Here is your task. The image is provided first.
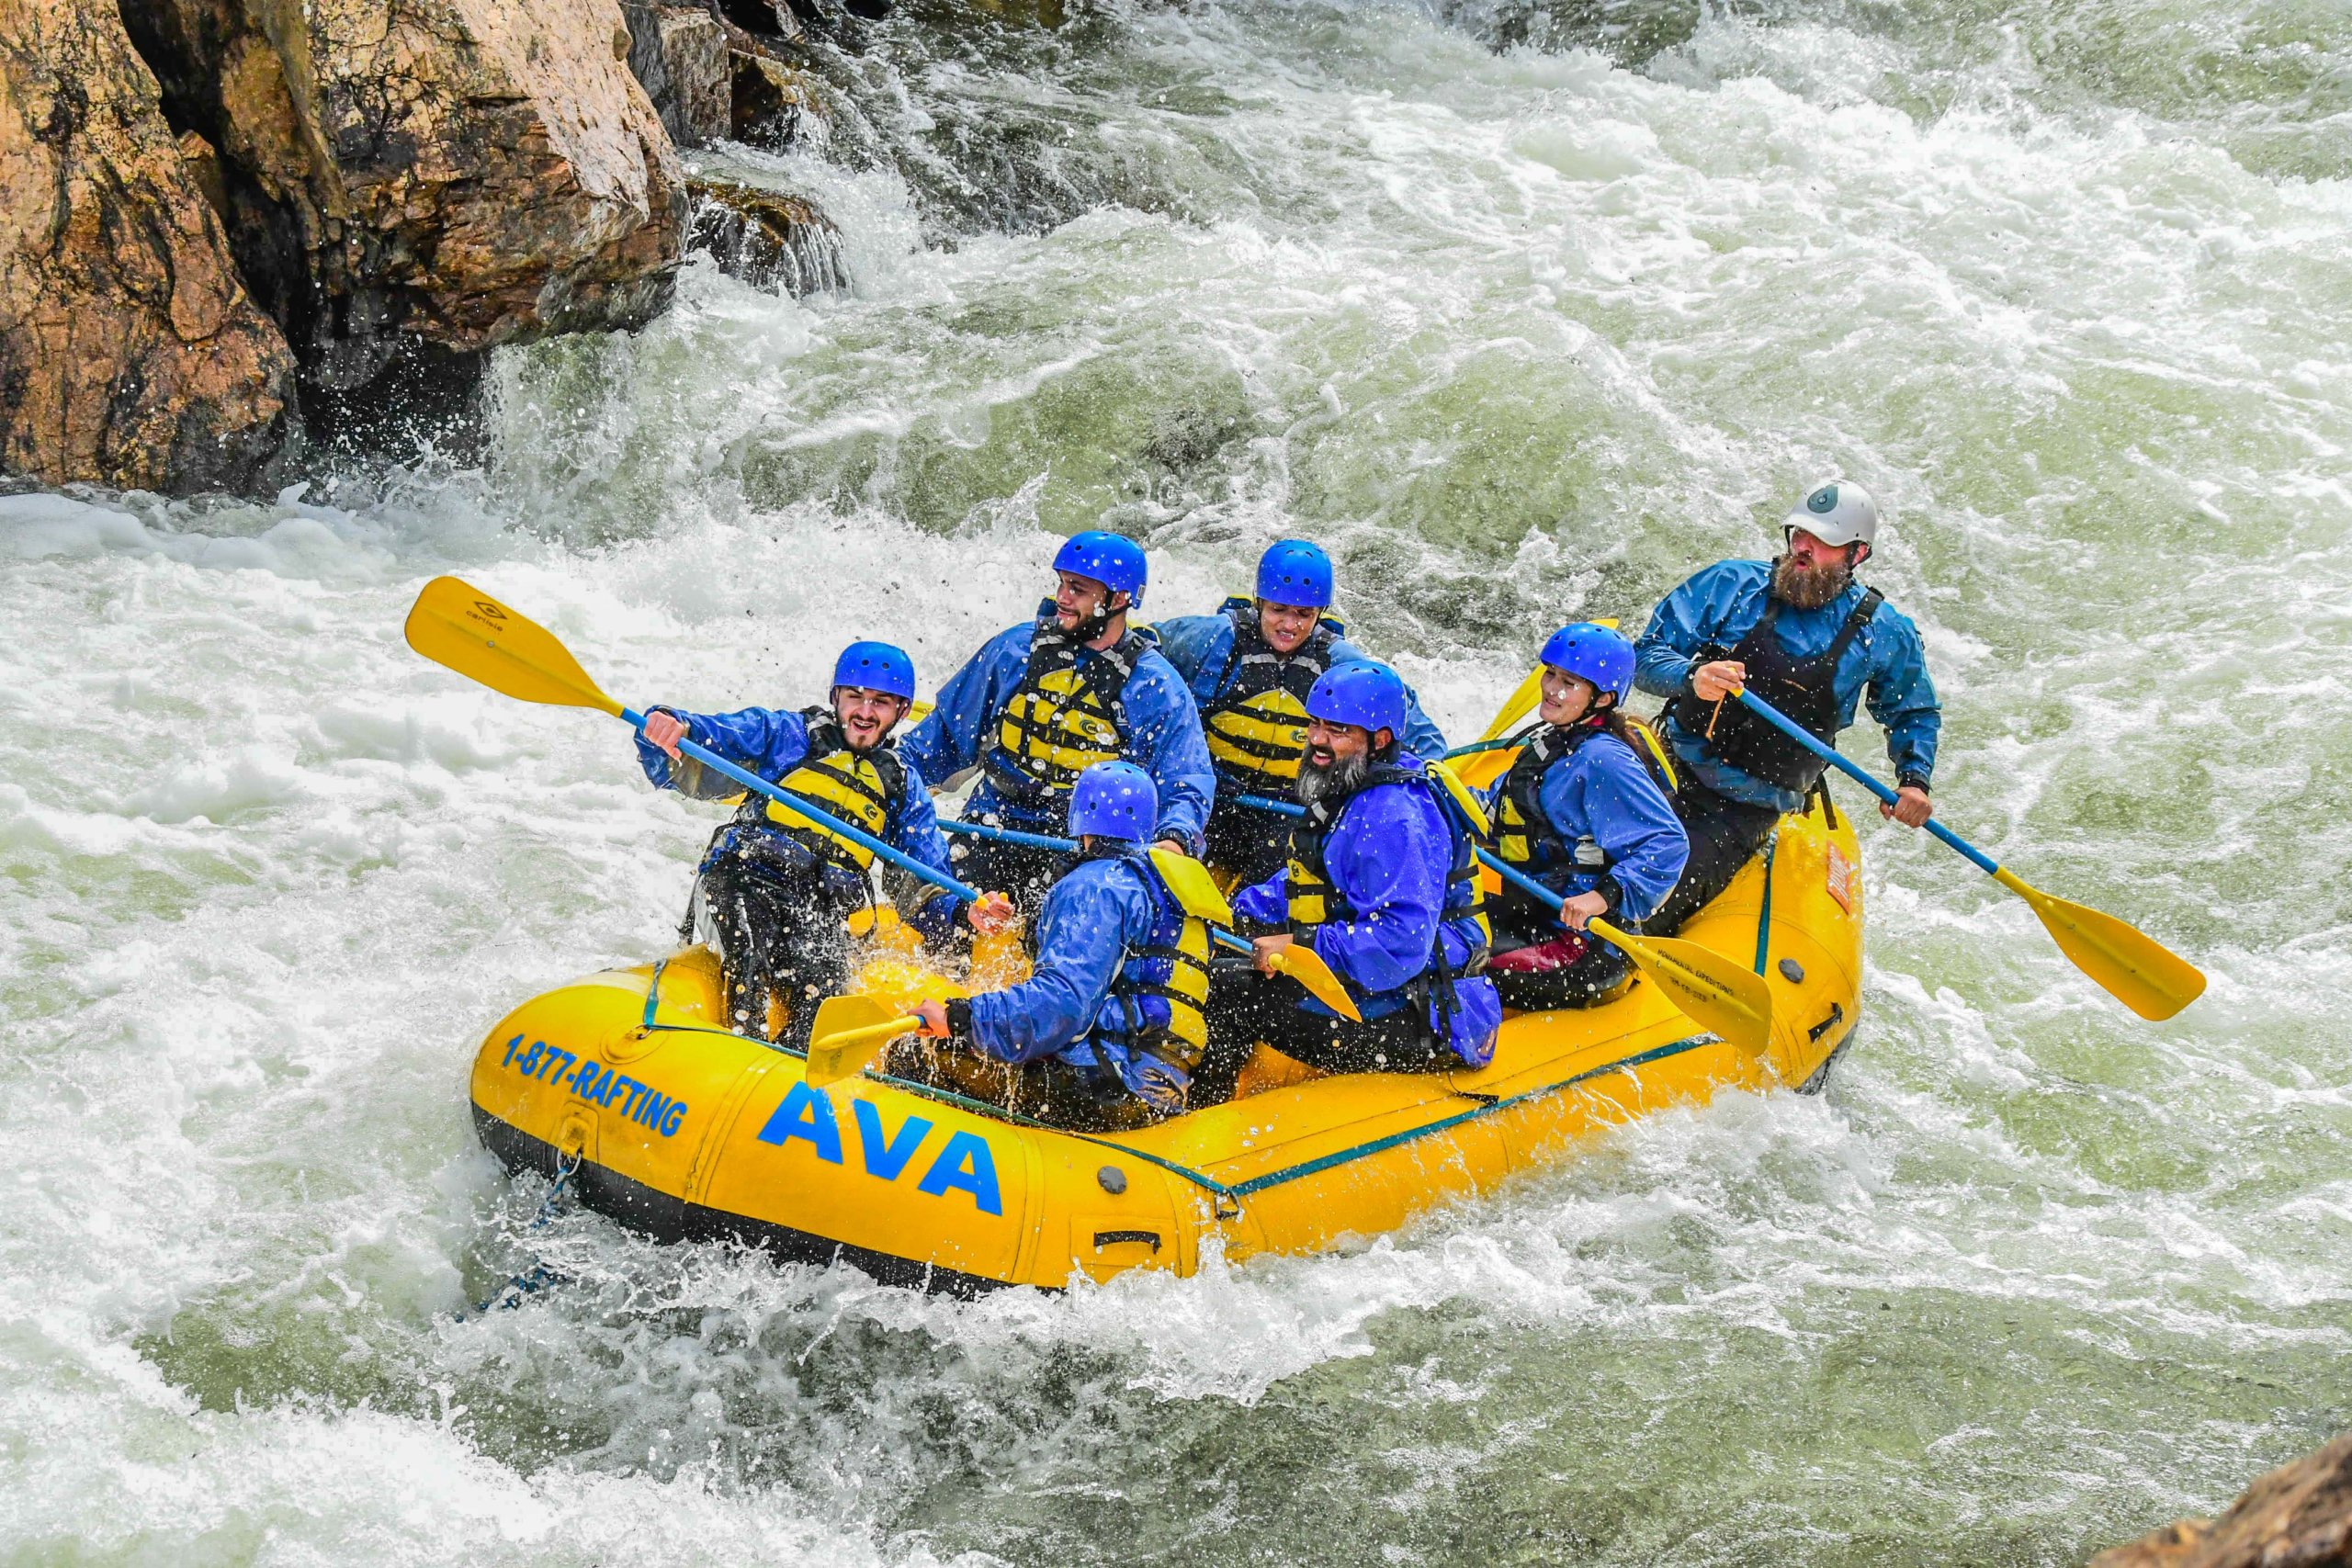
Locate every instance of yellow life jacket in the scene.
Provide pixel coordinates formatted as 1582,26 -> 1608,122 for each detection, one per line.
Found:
745,707 -> 907,876
983,613 -> 1146,806
1285,761 -> 1490,950
1107,852 -> 1215,1061
1200,598 -> 1344,790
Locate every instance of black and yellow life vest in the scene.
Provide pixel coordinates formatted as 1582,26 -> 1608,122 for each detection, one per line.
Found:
982,609 -> 1147,808
739,706 -> 908,877
1493,716 -> 1679,878
1102,852 -> 1214,1065
1200,597 -> 1344,791
1284,761 -> 1492,953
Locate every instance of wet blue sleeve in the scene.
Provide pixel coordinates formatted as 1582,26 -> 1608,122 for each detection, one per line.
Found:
1330,635 -> 1447,757
1551,744 -> 1689,923
965,868 -> 1142,1065
1233,868 -> 1290,927
1126,655 -> 1215,852
1634,562 -> 1754,701
1863,610 -> 1941,786
899,629 -> 1021,787
888,767 -> 967,939
1150,615 -> 1229,702
634,706 -> 809,800
1312,789 -> 1445,996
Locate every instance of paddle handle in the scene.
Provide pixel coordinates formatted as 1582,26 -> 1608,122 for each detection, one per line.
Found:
1729,691 -> 1996,876
624,707 -> 983,904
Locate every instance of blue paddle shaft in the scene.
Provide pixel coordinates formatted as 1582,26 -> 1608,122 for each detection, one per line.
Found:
939,818 -> 1080,853
1730,690 -> 1997,875
624,706 -> 981,903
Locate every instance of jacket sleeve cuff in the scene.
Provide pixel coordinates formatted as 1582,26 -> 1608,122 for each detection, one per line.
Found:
1593,874 -> 1626,915
1896,773 -> 1930,793
944,997 -> 975,1045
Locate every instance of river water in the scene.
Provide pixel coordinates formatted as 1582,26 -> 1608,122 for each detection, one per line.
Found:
6,0 -> 2350,1560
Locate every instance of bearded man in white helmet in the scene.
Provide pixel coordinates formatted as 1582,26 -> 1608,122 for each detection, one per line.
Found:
1632,480 -> 1942,935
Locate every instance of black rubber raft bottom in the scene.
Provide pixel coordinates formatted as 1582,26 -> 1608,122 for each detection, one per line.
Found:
473,1105 -> 1009,1297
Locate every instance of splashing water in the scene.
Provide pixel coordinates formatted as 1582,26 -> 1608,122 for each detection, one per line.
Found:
6,0 -> 2350,1560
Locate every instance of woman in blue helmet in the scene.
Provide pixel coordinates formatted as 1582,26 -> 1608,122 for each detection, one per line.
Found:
899,530 -> 1216,913
1482,624 -> 1690,1010
1154,538 -> 1449,886
1204,661 -> 1500,1086
902,761 -> 1220,1131
637,641 -> 1011,1045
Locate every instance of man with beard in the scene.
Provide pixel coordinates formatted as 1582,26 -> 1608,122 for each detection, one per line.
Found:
901,531 -> 1216,915
1633,479 -> 1940,935
1200,662 -> 1500,1089
638,641 -> 1016,1047
1155,539 -> 1449,887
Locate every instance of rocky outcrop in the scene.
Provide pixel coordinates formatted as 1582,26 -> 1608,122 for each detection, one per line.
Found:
0,0 -> 296,492
687,177 -> 846,293
624,3 -> 731,147
2090,1433 -> 2352,1568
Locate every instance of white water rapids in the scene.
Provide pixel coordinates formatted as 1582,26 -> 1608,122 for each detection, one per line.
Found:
5,0 -> 2350,1560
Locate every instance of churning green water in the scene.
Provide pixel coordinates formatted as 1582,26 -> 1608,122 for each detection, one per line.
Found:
6,0 -> 2350,1560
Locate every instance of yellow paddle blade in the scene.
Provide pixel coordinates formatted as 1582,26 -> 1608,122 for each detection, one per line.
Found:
910,698 -> 934,721
1478,668 -> 1544,743
1995,869 -> 2207,1021
805,995 -> 920,1087
1589,917 -> 1773,1056
1148,849 -> 1235,926
1271,944 -> 1363,1022
1448,742 -> 1521,793
1425,757 -> 1493,838
403,577 -> 622,716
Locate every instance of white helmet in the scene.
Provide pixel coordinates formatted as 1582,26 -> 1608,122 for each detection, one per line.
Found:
1784,479 -> 1879,549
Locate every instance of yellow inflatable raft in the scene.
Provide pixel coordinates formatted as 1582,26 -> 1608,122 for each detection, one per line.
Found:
468,794 -> 1866,1293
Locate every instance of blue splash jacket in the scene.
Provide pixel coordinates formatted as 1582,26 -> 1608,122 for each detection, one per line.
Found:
1634,560 -> 1941,813
634,705 -> 962,940
1233,760 -> 1502,1066
1153,606 -> 1450,760
1482,730 -> 1690,925
964,847 -> 1191,1106
899,611 -> 1216,853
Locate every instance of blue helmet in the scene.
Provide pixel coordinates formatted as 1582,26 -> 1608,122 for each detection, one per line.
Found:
1053,529 -> 1148,608
1256,539 -> 1334,610
1538,623 -> 1634,705
831,640 -> 917,701
1068,760 -> 1157,843
1306,660 -> 1408,739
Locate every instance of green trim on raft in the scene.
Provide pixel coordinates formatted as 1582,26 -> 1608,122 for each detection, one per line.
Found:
629,953 -> 1726,1208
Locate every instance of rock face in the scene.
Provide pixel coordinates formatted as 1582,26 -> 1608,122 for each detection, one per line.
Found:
624,3 -> 731,147
0,0 -> 297,492
2089,1433 -> 2352,1568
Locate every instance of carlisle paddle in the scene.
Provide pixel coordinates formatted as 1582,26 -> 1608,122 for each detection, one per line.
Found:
1478,667 -> 1545,745
403,576 -> 983,905
1731,689 -> 2206,1021
1481,849 -> 1773,1057
1237,792 -> 1770,1053
936,821 -> 1361,1020
804,995 -> 922,1088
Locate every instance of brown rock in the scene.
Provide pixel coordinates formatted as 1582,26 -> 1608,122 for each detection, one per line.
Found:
622,4 -> 730,147
126,0 -> 685,368
686,176 -> 845,294
0,0 -> 295,492
729,51 -> 822,144
2089,1432 -> 2352,1568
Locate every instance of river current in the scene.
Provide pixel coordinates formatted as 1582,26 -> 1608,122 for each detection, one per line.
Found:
6,0 -> 2350,1560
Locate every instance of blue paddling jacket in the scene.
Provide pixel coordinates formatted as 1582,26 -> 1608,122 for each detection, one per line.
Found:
899,606 -> 1216,853
1634,560 -> 1941,814
1233,756 -> 1502,1066
1480,723 -> 1690,929
635,704 -> 962,941
960,846 -> 1210,1114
